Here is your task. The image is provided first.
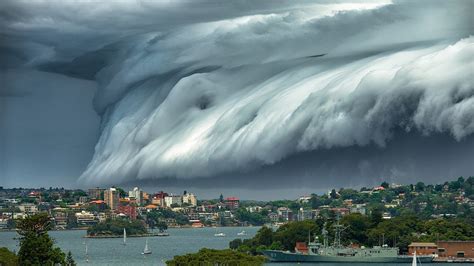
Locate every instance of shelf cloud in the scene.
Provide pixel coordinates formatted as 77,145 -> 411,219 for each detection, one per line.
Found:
1,0 -> 473,191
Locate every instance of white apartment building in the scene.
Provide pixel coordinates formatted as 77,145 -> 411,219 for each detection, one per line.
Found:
164,195 -> 182,207
128,187 -> 143,205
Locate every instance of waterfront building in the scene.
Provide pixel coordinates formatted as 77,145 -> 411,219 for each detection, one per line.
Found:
408,242 -> 437,256
0,218 -> 8,229
75,211 -> 96,226
104,187 -> 120,210
53,212 -> 68,229
437,241 -> 474,259
128,187 -> 144,206
88,187 -> 104,200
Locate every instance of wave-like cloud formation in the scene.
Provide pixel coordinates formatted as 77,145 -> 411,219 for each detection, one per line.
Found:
76,0 -> 473,184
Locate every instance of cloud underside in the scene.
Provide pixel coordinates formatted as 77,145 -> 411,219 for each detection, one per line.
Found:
1,0 -> 473,187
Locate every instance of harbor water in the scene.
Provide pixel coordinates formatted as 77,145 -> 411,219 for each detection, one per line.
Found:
0,228 -> 471,265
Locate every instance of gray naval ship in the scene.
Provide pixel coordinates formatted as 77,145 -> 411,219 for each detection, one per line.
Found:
262,221 -> 434,263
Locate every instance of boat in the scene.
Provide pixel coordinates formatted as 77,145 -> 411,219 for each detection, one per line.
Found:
214,232 -> 226,237
412,250 -> 417,266
84,241 -> 89,263
262,220 -> 434,263
237,230 -> 247,236
122,228 -> 127,245
142,238 -> 152,255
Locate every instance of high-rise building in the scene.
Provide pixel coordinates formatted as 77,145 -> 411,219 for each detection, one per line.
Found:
104,188 -> 120,210
88,187 -> 104,200
128,187 -> 143,206
224,197 -> 240,210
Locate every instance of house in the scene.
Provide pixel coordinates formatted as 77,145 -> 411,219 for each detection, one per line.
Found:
277,207 -> 293,221
408,242 -> 437,256
18,203 -> 38,214
75,211 -> 96,226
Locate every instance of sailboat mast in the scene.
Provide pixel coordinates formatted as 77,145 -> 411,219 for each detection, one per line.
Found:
123,228 -> 127,245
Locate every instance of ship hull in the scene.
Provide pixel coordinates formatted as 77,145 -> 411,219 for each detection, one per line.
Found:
262,250 -> 434,263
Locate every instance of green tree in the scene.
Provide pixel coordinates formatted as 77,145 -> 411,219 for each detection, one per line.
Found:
274,220 -> 319,251
115,187 -> 127,198
0,247 -> 18,266
341,213 -> 370,244
166,248 -> 265,265
16,213 -> 66,265
157,221 -> 168,233
229,238 -> 243,250
254,226 -> 273,247
66,251 -> 76,266
415,182 -> 426,192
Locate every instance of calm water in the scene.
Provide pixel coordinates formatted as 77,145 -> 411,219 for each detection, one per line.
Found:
0,228 -> 471,266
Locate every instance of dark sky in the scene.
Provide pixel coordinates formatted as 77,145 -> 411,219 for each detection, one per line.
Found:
1,0 -> 473,199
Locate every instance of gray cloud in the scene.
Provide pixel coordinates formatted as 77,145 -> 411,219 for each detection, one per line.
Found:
1,0 -> 473,193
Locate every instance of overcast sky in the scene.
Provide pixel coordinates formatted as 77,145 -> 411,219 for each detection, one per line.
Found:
1,0 -> 473,199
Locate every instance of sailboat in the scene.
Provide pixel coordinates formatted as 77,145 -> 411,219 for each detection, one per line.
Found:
85,242 -> 89,263
142,238 -> 152,255
412,250 -> 417,266
122,228 -> 127,245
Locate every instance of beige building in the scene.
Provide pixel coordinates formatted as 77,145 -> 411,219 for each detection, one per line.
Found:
18,203 -> 38,214
104,187 -> 120,210
182,192 -> 197,206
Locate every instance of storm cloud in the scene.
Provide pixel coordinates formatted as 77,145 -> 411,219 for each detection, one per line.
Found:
1,0 -> 473,194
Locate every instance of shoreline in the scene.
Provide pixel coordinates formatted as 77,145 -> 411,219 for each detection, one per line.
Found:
84,232 -> 170,238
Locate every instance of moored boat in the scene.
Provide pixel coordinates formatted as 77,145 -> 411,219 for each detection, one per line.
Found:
263,220 -> 434,263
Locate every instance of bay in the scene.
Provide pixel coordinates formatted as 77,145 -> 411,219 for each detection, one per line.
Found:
0,228 -> 471,266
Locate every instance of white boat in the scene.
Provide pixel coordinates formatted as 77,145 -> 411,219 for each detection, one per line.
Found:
123,228 -> 127,245
84,242 -> 89,263
237,230 -> 247,236
142,238 -> 152,255
214,232 -> 226,237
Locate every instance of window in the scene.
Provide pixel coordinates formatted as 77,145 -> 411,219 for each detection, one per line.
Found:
456,252 -> 464,258
438,248 -> 445,252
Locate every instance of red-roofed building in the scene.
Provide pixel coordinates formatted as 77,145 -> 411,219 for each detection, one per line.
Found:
224,197 -> 240,210
117,205 -> 137,220
89,200 -> 107,211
